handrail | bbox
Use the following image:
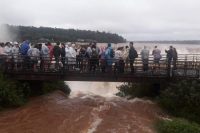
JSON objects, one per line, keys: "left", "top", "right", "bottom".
{"left": 0, "top": 53, "right": 199, "bottom": 79}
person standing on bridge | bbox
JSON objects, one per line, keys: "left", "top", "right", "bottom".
{"left": 4, "top": 42, "right": 12, "bottom": 56}
{"left": 27, "top": 44, "right": 40, "bottom": 71}
{"left": 47, "top": 42, "right": 54, "bottom": 61}
{"left": 122, "top": 45, "right": 129, "bottom": 72}
{"left": 165, "top": 46, "right": 173, "bottom": 76}
{"left": 141, "top": 46, "right": 149, "bottom": 72}
{"left": 40, "top": 43, "right": 50, "bottom": 71}
{"left": 86, "top": 43, "right": 92, "bottom": 58}
{"left": 99, "top": 46, "right": 106, "bottom": 73}
{"left": 128, "top": 42, "right": 138, "bottom": 73}
{"left": 69, "top": 43, "right": 77, "bottom": 70}
{"left": 20, "top": 40, "right": 30, "bottom": 56}
{"left": 61, "top": 43, "right": 66, "bottom": 70}
{"left": 89, "top": 48, "right": 98, "bottom": 72}
{"left": 105, "top": 43, "right": 114, "bottom": 73}
{"left": 152, "top": 46, "right": 162, "bottom": 70}
{"left": 47, "top": 42, "right": 54, "bottom": 69}
{"left": 20, "top": 40, "right": 30, "bottom": 69}
{"left": 53, "top": 42, "right": 61, "bottom": 70}
{"left": 172, "top": 46, "right": 178, "bottom": 70}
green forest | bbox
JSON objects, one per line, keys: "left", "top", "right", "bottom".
{"left": 4, "top": 24, "right": 126, "bottom": 43}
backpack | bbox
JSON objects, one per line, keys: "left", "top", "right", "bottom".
{"left": 110, "top": 49, "right": 115, "bottom": 58}
{"left": 91, "top": 51, "right": 98, "bottom": 59}
{"left": 129, "top": 48, "right": 138, "bottom": 59}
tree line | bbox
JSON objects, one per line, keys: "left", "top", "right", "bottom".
{"left": 5, "top": 25, "right": 126, "bottom": 43}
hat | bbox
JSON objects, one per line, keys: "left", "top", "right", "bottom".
{"left": 72, "top": 44, "right": 75, "bottom": 47}
{"left": 14, "top": 41, "right": 18, "bottom": 45}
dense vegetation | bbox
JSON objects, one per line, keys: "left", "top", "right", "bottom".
{"left": 158, "top": 80, "right": 200, "bottom": 123}
{"left": 117, "top": 79, "right": 200, "bottom": 132}
{"left": 156, "top": 119, "right": 200, "bottom": 133}
{"left": 116, "top": 82, "right": 162, "bottom": 98}
{"left": 0, "top": 71, "right": 70, "bottom": 109}
{"left": 4, "top": 24, "right": 126, "bottom": 43}
{"left": 0, "top": 74, "right": 30, "bottom": 108}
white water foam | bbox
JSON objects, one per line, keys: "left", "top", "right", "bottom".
{"left": 66, "top": 81, "right": 122, "bottom": 98}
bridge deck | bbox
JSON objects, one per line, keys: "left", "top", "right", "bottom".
{"left": 1, "top": 54, "right": 200, "bottom": 81}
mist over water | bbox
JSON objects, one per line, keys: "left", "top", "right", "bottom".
{"left": 0, "top": 24, "right": 17, "bottom": 42}
{"left": 98, "top": 43, "right": 200, "bottom": 54}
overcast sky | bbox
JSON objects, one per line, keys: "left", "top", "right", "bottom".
{"left": 0, "top": 0, "right": 200, "bottom": 41}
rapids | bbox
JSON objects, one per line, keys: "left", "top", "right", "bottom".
{"left": 0, "top": 82, "right": 166, "bottom": 133}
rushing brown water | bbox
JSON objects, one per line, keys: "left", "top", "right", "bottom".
{"left": 0, "top": 82, "right": 167, "bottom": 133}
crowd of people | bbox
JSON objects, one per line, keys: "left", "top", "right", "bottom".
{"left": 0, "top": 41, "right": 178, "bottom": 73}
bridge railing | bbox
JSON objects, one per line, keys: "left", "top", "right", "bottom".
{"left": 1, "top": 54, "right": 200, "bottom": 78}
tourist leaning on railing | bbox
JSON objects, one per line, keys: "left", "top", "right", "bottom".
{"left": 152, "top": 46, "right": 162, "bottom": 70}
{"left": 141, "top": 46, "right": 149, "bottom": 72}
{"left": 53, "top": 42, "right": 61, "bottom": 70}
{"left": 100, "top": 46, "right": 106, "bottom": 73}
{"left": 172, "top": 47, "right": 178, "bottom": 70}
{"left": 20, "top": 40, "right": 30, "bottom": 69}
{"left": 105, "top": 43, "right": 114, "bottom": 73}
{"left": 165, "top": 46, "right": 173, "bottom": 74}
{"left": 114, "top": 47, "right": 124, "bottom": 73}
{"left": 78, "top": 46, "right": 87, "bottom": 72}
{"left": 27, "top": 44, "right": 40, "bottom": 71}
{"left": 61, "top": 43, "right": 66, "bottom": 69}
{"left": 128, "top": 42, "right": 138, "bottom": 73}
{"left": 40, "top": 43, "right": 50, "bottom": 71}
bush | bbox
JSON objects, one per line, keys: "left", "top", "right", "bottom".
{"left": 42, "top": 81, "right": 71, "bottom": 95}
{"left": 116, "top": 82, "right": 160, "bottom": 98}
{"left": 0, "top": 73, "right": 30, "bottom": 107}
{"left": 0, "top": 68, "right": 71, "bottom": 109}
{"left": 156, "top": 119, "right": 200, "bottom": 133}
{"left": 158, "top": 80, "right": 200, "bottom": 123}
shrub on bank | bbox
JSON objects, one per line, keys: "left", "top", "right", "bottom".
{"left": 0, "top": 73, "right": 30, "bottom": 107}
{"left": 158, "top": 80, "right": 200, "bottom": 123}
{"left": 156, "top": 119, "right": 200, "bottom": 133}
{"left": 116, "top": 82, "right": 160, "bottom": 98}
{"left": 0, "top": 70, "right": 71, "bottom": 108}
{"left": 42, "top": 81, "right": 71, "bottom": 95}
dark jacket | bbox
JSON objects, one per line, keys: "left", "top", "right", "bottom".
{"left": 165, "top": 49, "right": 173, "bottom": 60}
{"left": 128, "top": 47, "right": 138, "bottom": 60}
{"left": 172, "top": 48, "right": 178, "bottom": 60}
{"left": 61, "top": 47, "right": 65, "bottom": 57}
{"left": 53, "top": 45, "right": 61, "bottom": 58}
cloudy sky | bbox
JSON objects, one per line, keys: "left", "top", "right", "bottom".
{"left": 0, "top": 0, "right": 200, "bottom": 41}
